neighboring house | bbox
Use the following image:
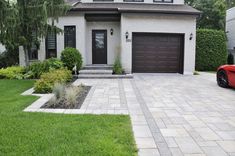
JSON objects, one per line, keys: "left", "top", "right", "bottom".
{"left": 0, "top": 43, "right": 5, "bottom": 54}
{"left": 19, "top": 0, "right": 200, "bottom": 75}
{"left": 226, "top": 7, "right": 235, "bottom": 54}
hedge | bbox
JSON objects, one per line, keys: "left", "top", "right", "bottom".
{"left": 196, "top": 29, "right": 227, "bottom": 71}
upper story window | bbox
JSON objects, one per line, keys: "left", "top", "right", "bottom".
{"left": 64, "top": 26, "right": 76, "bottom": 48}
{"left": 154, "top": 0, "right": 173, "bottom": 3}
{"left": 124, "top": 0, "right": 144, "bottom": 2}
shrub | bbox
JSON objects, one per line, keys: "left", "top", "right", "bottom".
{"left": 53, "top": 83, "right": 65, "bottom": 99}
{"left": 61, "top": 48, "right": 83, "bottom": 71}
{"left": 46, "top": 58, "right": 64, "bottom": 69}
{"left": 113, "top": 57, "right": 123, "bottom": 74}
{"left": 34, "top": 69, "right": 72, "bottom": 93}
{"left": 196, "top": 29, "right": 227, "bottom": 71}
{"left": 25, "top": 61, "right": 50, "bottom": 79}
{"left": 25, "top": 58, "right": 64, "bottom": 79}
{"left": 0, "top": 66, "right": 25, "bottom": 79}
{"left": 0, "top": 47, "right": 19, "bottom": 69}
{"left": 47, "top": 84, "right": 85, "bottom": 108}
{"left": 65, "top": 87, "right": 78, "bottom": 108}
{"left": 227, "top": 53, "right": 234, "bottom": 65}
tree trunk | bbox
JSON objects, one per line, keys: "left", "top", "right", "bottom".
{"left": 23, "top": 46, "right": 29, "bottom": 66}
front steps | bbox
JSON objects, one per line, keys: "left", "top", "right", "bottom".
{"left": 77, "top": 65, "right": 133, "bottom": 79}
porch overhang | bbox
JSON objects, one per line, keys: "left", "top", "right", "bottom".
{"left": 85, "top": 14, "right": 121, "bottom": 22}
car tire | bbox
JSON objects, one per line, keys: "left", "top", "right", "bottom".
{"left": 217, "top": 70, "right": 229, "bottom": 88}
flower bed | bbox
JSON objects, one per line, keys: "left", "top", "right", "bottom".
{"left": 41, "top": 84, "right": 91, "bottom": 109}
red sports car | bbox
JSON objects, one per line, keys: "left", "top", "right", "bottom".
{"left": 217, "top": 65, "right": 235, "bottom": 88}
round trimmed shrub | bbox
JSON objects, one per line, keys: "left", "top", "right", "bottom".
{"left": 196, "top": 29, "right": 227, "bottom": 71}
{"left": 60, "top": 48, "right": 83, "bottom": 71}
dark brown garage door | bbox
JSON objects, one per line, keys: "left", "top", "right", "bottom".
{"left": 132, "top": 33, "right": 184, "bottom": 73}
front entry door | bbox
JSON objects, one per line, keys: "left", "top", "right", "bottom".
{"left": 92, "top": 30, "right": 107, "bottom": 64}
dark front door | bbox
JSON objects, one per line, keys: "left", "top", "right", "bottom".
{"left": 92, "top": 30, "right": 107, "bottom": 64}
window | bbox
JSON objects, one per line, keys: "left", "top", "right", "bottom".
{"left": 64, "top": 26, "right": 76, "bottom": 48}
{"left": 154, "top": 0, "right": 173, "bottom": 3}
{"left": 28, "top": 45, "right": 38, "bottom": 60}
{"left": 124, "top": 0, "right": 144, "bottom": 2}
{"left": 29, "top": 32, "right": 38, "bottom": 60}
{"left": 46, "top": 30, "right": 57, "bottom": 59}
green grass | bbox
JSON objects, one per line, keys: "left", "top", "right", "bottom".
{"left": 0, "top": 80, "right": 137, "bottom": 156}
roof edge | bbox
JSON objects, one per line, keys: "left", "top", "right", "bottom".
{"left": 118, "top": 8, "right": 201, "bottom": 16}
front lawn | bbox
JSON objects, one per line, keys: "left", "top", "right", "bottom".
{"left": 0, "top": 80, "right": 137, "bottom": 156}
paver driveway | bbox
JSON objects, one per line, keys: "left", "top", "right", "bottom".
{"left": 74, "top": 73, "right": 235, "bottom": 156}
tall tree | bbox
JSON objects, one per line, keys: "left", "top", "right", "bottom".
{"left": 185, "top": 0, "right": 226, "bottom": 30}
{"left": 0, "top": 0, "right": 18, "bottom": 48}
{"left": 0, "top": 0, "right": 70, "bottom": 65}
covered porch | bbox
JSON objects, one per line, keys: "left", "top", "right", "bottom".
{"left": 84, "top": 13, "right": 121, "bottom": 66}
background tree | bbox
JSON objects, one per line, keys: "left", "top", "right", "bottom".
{"left": 185, "top": 0, "right": 226, "bottom": 30}
{"left": 0, "top": 0, "right": 70, "bottom": 65}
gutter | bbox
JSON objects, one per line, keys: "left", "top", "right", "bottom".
{"left": 118, "top": 9, "right": 201, "bottom": 16}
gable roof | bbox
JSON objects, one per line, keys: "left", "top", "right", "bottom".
{"left": 72, "top": 3, "right": 201, "bottom": 16}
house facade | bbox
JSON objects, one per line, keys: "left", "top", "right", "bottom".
{"left": 20, "top": 0, "right": 200, "bottom": 75}
{"left": 226, "top": 7, "right": 235, "bottom": 52}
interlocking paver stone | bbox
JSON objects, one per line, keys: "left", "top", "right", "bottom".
{"left": 202, "top": 146, "right": 228, "bottom": 156}
{"left": 25, "top": 73, "right": 235, "bottom": 156}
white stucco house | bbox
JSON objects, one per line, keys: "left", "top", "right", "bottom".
{"left": 226, "top": 7, "right": 235, "bottom": 52}
{"left": 19, "top": 0, "right": 200, "bottom": 75}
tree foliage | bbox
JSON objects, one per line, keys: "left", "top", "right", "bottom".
{"left": 0, "top": 0, "right": 70, "bottom": 65}
{"left": 185, "top": 0, "right": 226, "bottom": 30}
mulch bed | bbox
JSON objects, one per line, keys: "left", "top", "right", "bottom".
{"left": 42, "top": 86, "right": 91, "bottom": 109}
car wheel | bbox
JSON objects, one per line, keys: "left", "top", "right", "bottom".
{"left": 217, "top": 70, "right": 229, "bottom": 88}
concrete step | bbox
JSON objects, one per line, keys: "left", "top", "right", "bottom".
{"left": 83, "top": 65, "right": 113, "bottom": 70}
{"left": 79, "top": 69, "right": 113, "bottom": 75}
{"left": 77, "top": 74, "right": 134, "bottom": 79}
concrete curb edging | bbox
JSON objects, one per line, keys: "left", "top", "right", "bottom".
{"left": 22, "top": 85, "right": 128, "bottom": 115}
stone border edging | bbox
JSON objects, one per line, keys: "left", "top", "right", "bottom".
{"left": 21, "top": 84, "right": 129, "bottom": 115}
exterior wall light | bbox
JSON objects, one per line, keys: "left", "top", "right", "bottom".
{"left": 189, "top": 33, "right": 193, "bottom": 40}
{"left": 110, "top": 28, "right": 114, "bottom": 35}
{"left": 125, "top": 31, "right": 129, "bottom": 39}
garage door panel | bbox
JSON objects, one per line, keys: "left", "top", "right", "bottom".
{"left": 132, "top": 33, "right": 183, "bottom": 73}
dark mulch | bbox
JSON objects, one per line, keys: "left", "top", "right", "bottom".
{"left": 42, "top": 86, "right": 91, "bottom": 109}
